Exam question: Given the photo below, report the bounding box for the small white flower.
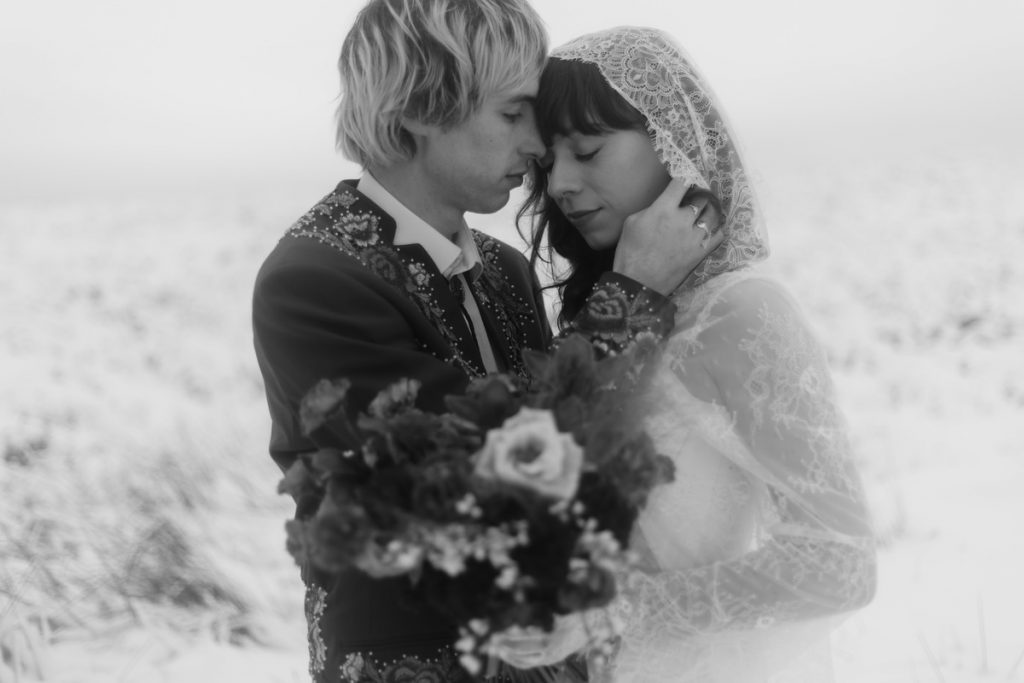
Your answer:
[455,633,476,653]
[459,654,482,675]
[455,493,481,518]
[495,565,518,590]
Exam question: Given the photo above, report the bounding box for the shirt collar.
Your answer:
[358,173,483,281]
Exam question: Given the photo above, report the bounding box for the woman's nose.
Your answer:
[546,159,579,200]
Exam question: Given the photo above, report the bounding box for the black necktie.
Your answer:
[449,274,502,372]
[448,275,474,333]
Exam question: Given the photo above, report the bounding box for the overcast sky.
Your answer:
[2,0,1022,202]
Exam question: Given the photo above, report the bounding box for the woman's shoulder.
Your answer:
[679,269,797,319]
[714,270,793,306]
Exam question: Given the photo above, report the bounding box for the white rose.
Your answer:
[474,408,583,502]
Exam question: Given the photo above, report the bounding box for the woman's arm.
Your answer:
[502,277,876,668]
[562,178,726,358]
[607,276,876,639]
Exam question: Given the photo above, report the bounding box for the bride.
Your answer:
[501,27,877,682]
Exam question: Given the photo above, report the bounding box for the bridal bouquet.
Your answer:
[278,335,673,674]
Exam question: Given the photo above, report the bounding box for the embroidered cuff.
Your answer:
[566,272,676,357]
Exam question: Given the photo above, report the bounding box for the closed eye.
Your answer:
[575,149,599,162]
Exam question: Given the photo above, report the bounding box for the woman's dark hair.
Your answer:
[516,58,648,330]
[516,58,720,329]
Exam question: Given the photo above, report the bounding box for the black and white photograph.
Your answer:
[2,1,1022,681]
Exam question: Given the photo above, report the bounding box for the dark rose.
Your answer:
[538,335,598,403]
[553,396,588,436]
[445,375,521,430]
[586,422,674,510]
[307,496,371,572]
[411,462,471,521]
[393,412,452,464]
[574,471,637,546]
[361,468,415,527]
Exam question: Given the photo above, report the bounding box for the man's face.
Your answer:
[414,78,546,216]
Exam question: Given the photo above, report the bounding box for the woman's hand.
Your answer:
[489,614,590,669]
[613,178,724,295]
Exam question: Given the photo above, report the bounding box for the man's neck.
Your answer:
[367,164,462,241]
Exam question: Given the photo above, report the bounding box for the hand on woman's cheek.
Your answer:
[613,178,726,294]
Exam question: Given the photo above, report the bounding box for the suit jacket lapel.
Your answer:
[391,241,487,375]
[290,181,488,378]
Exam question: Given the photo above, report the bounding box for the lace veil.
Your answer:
[551,26,769,288]
[551,28,876,683]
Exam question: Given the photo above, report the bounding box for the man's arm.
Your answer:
[253,253,467,474]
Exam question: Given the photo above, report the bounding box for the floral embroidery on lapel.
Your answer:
[470,232,539,380]
[336,192,359,209]
[285,186,481,378]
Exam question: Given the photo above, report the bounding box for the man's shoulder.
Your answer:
[257,182,397,277]
[285,181,395,247]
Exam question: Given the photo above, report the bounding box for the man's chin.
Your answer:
[469,190,511,215]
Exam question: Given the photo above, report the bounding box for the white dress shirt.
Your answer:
[357,173,500,373]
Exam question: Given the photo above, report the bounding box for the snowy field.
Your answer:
[1,153,1022,682]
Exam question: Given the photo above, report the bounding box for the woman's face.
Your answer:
[545,127,671,251]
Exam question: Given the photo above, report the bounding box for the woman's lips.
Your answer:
[567,208,599,226]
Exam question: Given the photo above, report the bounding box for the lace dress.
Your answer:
[590,271,876,683]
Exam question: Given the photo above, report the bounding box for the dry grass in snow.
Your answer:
[1,154,1022,681]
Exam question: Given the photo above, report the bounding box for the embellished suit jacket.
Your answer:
[251,181,676,681]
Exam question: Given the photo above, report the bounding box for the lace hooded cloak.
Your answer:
[551,27,876,683]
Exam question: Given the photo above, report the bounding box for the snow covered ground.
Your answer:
[1,152,1021,682]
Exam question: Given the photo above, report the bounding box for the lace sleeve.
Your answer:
[605,276,876,641]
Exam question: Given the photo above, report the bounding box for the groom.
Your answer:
[252,0,720,680]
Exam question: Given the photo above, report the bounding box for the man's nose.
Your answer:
[520,123,545,160]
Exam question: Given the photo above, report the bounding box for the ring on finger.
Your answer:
[695,220,711,245]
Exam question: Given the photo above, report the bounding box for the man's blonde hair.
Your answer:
[336,0,548,168]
